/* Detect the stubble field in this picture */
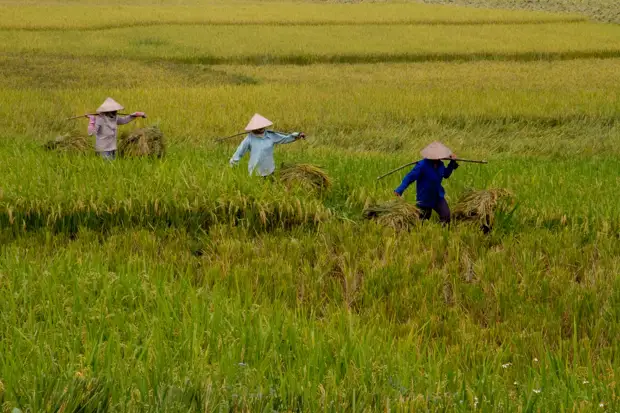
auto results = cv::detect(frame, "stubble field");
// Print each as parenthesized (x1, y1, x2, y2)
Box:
(0, 0, 619, 411)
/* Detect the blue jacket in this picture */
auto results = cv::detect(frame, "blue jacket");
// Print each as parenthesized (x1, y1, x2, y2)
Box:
(394, 159, 458, 208)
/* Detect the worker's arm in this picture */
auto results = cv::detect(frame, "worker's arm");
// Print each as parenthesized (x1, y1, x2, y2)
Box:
(270, 131, 305, 145)
(229, 136, 251, 166)
(117, 112, 146, 125)
(394, 162, 423, 196)
(443, 159, 459, 179)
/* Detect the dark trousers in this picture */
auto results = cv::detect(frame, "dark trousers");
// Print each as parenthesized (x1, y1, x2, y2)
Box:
(419, 198, 451, 225)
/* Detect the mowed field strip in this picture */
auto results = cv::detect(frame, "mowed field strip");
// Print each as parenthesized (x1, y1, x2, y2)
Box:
(0, 2, 585, 30)
(0, 0, 619, 411)
(2, 22, 620, 64)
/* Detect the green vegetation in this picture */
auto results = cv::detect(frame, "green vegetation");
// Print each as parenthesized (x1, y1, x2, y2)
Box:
(0, 1, 584, 30)
(0, 1, 619, 411)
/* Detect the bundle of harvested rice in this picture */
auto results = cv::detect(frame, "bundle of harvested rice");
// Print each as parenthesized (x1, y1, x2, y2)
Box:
(279, 163, 332, 194)
(118, 126, 165, 158)
(43, 132, 90, 154)
(362, 198, 420, 230)
(453, 188, 514, 231)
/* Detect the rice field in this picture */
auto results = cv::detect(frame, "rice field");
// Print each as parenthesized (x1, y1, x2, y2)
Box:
(0, 0, 619, 412)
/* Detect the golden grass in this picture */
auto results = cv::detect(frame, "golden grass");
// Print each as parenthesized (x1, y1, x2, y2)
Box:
(453, 188, 515, 229)
(362, 198, 421, 230)
(279, 163, 332, 195)
(118, 126, 165, 158)
(43, 132, 90, 154)
(0, 2, 583, 30)
(1, 23, 619, 63)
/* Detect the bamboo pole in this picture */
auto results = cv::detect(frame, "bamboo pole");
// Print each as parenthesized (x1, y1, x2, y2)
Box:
(377, 158, 487, 180)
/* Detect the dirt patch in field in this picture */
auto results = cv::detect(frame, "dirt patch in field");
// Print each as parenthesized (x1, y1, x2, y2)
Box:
(416, 0, 619, 24)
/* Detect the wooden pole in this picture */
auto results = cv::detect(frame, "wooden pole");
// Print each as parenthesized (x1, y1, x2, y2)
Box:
(215, 131, 247, 142)
(377, 158, 487, 180)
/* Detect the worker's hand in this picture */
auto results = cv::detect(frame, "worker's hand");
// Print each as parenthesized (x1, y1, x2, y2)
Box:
(297, 132, 306, 140)
(394, 191, 401, 197)
(87, 115, 96, 136)
(132, 112, 147, 118)
(449, 153, 457, 160)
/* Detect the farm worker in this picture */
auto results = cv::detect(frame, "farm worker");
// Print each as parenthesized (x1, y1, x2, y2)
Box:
(394, 141, 459, 224)
(229, 113, 305, 177)
(87, 97, 146, 160)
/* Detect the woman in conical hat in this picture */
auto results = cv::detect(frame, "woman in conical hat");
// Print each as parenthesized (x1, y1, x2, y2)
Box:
(229, 114, 305, 177)
(86, 97, 146, 160)
(394, 141, 459, 225)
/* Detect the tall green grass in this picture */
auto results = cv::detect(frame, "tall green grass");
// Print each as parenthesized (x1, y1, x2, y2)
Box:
(1, 222, 619, 411)
(0, 1, 619, 411)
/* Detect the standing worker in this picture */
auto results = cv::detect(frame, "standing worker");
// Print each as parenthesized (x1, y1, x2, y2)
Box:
(229, 114, 305, 177)
(394, 142, 459, 225)
(87, 97, 146, 160)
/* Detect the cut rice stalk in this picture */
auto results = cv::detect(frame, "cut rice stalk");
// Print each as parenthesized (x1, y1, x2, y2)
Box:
(44, 132, 90, 154)
(279, 163, 332, 195)
(118, 126, 165, 158)
(362, 198, 420, 231)
(453, 188, 514, 231)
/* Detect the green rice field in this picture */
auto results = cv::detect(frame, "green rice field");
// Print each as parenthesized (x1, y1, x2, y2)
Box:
(0, 0, 619, 411)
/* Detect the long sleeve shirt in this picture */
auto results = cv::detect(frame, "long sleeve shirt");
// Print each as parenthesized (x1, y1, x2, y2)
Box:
(93, 114, 136, 152)
(229, 130, 300, 176)
(394, 159, 458, 208)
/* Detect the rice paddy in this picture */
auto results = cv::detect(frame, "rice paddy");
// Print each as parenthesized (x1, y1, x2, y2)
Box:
(1, 0, 619, 411)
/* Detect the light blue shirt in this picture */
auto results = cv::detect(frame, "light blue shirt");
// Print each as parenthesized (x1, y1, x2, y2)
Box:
(229, 130, 299, 176)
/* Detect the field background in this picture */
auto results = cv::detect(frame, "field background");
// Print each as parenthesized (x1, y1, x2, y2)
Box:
(0, 0, 619, 411)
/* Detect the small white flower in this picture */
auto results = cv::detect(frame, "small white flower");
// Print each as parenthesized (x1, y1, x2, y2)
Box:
(502, 363, 512, 369)
(513, 381, 518, 386)
(599, 402, 604, 408)
(583, 380, 590, 384)
(533, 389, 541, 394)
(533, 358, 539, 362)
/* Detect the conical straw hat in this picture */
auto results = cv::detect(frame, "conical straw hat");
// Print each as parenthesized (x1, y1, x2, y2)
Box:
(245, 113, 273, 132)
(420, 141, 453, 160)
(96, 97, 124, 114)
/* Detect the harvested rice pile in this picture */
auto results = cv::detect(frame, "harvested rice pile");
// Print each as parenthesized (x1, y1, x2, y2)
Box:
(43, 132, 90, 154)
(279, 163, 332, 194)
(363, 198, 420, 230)
(118, 126, 165, 158)
(453, 188, 514, 231)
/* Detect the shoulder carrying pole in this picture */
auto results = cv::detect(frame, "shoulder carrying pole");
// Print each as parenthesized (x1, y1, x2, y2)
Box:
(452, 158, 488, 164)
(215, 130, 279, 142)
(66, 112, 128, 121)
(377, 158, 487, 180)
(215, 131, 247, 142)
(376, 161, 419, 181)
